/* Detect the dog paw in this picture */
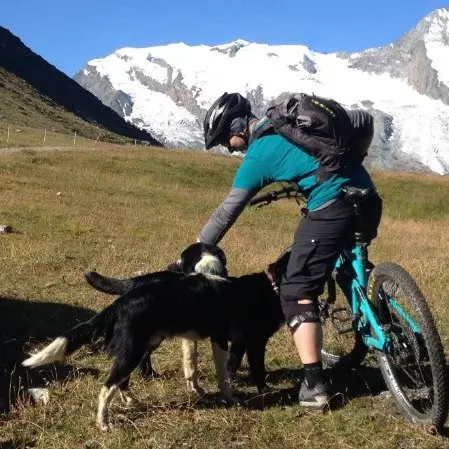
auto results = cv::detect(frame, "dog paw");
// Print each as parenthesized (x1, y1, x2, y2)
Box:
(220, 392, 239, 405)
(98, 421, 113, 432)
(186, 380, 207, 397)
(258, 385, 274, 394)
(192, 386, 207, 397)
(119, 393, 135, 407)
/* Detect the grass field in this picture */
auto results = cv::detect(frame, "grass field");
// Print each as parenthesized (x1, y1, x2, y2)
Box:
(1, 144, 449, 448)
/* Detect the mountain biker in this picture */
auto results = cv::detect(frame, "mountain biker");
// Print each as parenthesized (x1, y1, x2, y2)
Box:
(198, 92, 382, 408)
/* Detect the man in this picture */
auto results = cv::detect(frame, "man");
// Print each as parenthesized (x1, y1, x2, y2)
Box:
(198, 92, 382, 408)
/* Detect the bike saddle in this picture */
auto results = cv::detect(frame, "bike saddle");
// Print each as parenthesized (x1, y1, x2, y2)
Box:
(343, 186, 371, 204)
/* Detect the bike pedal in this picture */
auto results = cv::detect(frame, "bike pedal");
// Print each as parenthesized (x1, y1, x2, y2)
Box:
(330, 307, 357, 334)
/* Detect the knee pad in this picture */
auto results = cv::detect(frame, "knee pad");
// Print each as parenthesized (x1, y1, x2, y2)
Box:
(283, 301, 320, 334)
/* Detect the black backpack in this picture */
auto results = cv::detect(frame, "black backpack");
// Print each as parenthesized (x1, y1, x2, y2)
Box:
(251, 93, 364, 173)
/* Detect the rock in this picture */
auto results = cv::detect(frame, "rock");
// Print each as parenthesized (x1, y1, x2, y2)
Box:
(0, 224, 12, 234)
(24, 388, 50, 405)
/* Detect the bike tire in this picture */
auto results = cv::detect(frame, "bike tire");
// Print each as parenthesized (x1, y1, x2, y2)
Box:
(320, 277, 368, 369)
(368, 262, 448, 431)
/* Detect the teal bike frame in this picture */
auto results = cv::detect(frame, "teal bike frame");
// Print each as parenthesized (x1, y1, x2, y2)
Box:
(334, 226, 421, 354)
(249, 183, 422, 356)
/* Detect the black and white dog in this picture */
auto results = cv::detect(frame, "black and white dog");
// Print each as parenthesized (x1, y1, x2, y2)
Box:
(22, 242, 231, 430)
(23, 245, 290, 430)
(84, 243, 229, 388)
(86, 248, 291, 394)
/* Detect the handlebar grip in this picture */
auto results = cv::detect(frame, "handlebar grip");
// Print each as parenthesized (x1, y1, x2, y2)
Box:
(249, 194, 272, 206)
(249, 186, 298, 207)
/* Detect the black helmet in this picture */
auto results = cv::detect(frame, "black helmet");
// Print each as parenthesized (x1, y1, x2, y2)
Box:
(347, 109, 374, 157)
(204, 92, 251, 149)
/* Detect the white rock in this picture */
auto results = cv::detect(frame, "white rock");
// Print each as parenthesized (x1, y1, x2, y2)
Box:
(0, 225, 12, 234)
(24, 388, 50, 405)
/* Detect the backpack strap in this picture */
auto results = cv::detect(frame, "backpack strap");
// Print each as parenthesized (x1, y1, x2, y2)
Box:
(248, 117, 276, 146)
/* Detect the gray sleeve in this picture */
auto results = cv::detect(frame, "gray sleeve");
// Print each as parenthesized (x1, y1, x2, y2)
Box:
(198, 187, 255, 245)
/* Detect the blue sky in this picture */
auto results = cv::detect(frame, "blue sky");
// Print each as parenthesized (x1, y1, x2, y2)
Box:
(1, 1, 447, 76)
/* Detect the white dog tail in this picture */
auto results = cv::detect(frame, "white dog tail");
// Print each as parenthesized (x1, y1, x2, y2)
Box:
(22, 336, 68, 367)
(22, 304, 115, 368)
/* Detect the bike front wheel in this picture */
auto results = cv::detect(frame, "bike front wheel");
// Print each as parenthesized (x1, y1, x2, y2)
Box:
(369, 262, 448, 431)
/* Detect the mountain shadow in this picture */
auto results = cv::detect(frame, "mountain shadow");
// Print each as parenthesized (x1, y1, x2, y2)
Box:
(0, 26, 161, 146)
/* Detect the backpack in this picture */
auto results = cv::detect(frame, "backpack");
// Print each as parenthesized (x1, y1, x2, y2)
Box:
(251, 93, 364, 173)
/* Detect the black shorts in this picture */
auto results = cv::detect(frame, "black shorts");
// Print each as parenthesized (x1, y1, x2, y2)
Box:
(279, 194, 382, 319)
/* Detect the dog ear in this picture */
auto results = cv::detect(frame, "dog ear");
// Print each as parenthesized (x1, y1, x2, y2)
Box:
(178, 243, 200, 274)
(166, 260, 181, 272)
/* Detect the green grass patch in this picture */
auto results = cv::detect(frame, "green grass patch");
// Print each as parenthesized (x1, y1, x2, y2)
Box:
(1, 146, 449, 448)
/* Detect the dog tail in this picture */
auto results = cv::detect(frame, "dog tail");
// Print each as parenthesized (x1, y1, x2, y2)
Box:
(22, 305, 116, 368)
(85, 270, 183, 296)
(85, 271, 133, 295)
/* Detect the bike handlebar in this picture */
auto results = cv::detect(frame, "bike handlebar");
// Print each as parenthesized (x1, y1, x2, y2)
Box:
(249, 184, 302, 208)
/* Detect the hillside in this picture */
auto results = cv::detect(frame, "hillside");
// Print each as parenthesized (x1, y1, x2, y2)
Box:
(0, 27, 161, 146)
(0, 68, 134, 144)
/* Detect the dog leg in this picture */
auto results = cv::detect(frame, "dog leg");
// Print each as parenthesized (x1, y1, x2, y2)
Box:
(227, 339, 247, 381)
(139, 335, 164, 378)
(99, 341, 147, 430)
(118, 377, 136, 407)
(182, 338, 205, 396)
(211, 339, 233, 402)
(246, 340, 270, 393)
(97, 385, 118, 431)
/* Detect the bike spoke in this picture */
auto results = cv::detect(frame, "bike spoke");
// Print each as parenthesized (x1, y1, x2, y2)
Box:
(370, 263, 448, 429)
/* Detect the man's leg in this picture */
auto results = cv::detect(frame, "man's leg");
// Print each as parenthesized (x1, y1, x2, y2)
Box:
(284, 298, 328, 407)
(292, 312, 322, 363)
(280, 199, 355, 407)
(291, 301, 329, 407)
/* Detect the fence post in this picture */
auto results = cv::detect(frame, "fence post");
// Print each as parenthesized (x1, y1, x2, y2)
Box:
(73, 131, 77, 146)
(43, 129, 47, 144)
(7, 125, 10, 144)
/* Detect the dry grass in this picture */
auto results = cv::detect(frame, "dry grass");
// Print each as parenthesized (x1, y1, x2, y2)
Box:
(1, 146, 449, 448)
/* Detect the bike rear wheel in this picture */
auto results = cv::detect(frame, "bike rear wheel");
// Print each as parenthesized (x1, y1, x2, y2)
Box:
(320, 277, 368, 369)
(369, 262, 448, 431)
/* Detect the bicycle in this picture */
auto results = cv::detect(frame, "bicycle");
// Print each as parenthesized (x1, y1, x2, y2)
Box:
(249, 183, 449, 431)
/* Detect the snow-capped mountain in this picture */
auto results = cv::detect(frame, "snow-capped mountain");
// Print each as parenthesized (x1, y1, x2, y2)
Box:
(74, 8, 449, 174)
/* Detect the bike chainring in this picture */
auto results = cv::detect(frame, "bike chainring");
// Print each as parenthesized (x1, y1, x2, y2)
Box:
(329, 305, 355, 334)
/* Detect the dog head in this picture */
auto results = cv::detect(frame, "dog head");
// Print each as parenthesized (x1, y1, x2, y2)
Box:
(267, 246, 291, 289)
(169, 242, 228, 277)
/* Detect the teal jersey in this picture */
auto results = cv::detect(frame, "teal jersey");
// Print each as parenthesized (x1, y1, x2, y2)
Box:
(232, 133, 374, 211)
